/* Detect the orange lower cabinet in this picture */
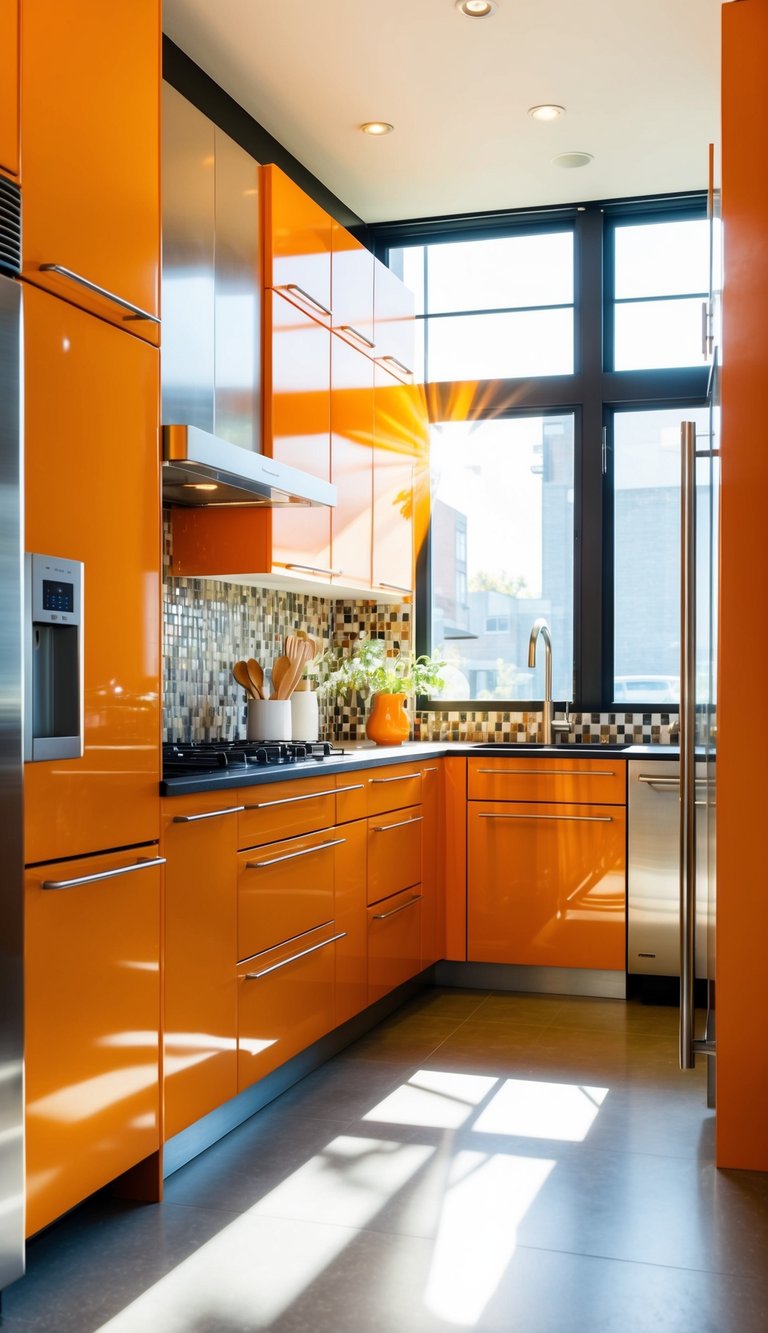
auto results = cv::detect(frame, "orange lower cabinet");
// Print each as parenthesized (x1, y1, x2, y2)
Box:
(365, 764, 422, 816)
(420, 763, 444, 967)
(238, 776, 336, 847)
(334, 819, 368, 1025)
(162, 799, 239, 1141)
(237, 925, 338, 1092)
(237, 827, 340, 960)
(335, 774, 368, 824)
(367, 888, 422, 1004)
(367, 805, 422, 906)
(467, 802, 626, 971)
(25, 852, 162, 1237)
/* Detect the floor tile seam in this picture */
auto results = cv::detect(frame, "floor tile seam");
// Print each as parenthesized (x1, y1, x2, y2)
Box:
(244, 1202, 432, 1244)
(511, 1238, 768, 1284)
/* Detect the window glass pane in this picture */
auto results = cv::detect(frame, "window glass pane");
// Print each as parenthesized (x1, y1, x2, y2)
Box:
(614, 298, 705, 371)
(431, 415, 574, 701)
(427, 308, 573, 382)
(426, 232, 573, 313)
(615, 220, 708, 299)
(389, 245, 426, 315)
(613, 406, 709, 704)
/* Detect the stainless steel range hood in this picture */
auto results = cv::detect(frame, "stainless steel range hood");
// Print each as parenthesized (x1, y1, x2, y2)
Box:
(163, 425, 336, 508)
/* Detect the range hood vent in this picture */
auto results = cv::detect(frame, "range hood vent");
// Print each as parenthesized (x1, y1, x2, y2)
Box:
(162, 426, 336, 508)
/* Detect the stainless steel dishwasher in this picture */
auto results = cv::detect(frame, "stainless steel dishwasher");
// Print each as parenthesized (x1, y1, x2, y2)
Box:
(628, 760, 708, 977)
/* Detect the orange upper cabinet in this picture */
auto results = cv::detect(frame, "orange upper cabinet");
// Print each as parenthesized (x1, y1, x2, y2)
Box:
(331, 221, 375, 353)
(23, 284, 160, 865)
(372, 364, 418, 597)
(21, 0, 160, 343)
(0, 0, 19, 180)
(263, 163, 332, 325)
(331, 331, 374, 590)
(373, 255, 415, 382)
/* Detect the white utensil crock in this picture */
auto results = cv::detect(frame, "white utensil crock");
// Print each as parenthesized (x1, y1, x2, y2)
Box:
(290, 690, 319, 742)
(247, 698, 291, 742)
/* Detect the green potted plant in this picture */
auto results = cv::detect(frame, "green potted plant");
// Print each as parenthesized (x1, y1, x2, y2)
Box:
(317, 635, 445, 745)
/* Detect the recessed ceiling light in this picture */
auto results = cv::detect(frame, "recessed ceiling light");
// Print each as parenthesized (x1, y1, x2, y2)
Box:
(360, 121, 394, 136)
(456, 0, 497, 16)
(528, 104, 565, 122)
(552, 152, 594, 169)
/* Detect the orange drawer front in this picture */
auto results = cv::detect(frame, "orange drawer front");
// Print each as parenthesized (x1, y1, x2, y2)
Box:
(367, 805, 422, 906)
(238, 776, 336, 849)
(468, 756, 626, 806)
(237, 827, 340, 960)
(237, 924, 339, 1091)
(335, 774, 368, 824)
(365, 764, 423, 816)
(367, 887, 422, 1004)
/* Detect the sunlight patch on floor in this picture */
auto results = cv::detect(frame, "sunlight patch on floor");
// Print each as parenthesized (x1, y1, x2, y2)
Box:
(472, 1078, 609, 1141)
(363, 1070, 499, 1129)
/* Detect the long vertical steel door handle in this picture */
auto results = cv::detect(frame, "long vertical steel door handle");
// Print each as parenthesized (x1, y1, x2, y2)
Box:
(679, 421, 697, 1070)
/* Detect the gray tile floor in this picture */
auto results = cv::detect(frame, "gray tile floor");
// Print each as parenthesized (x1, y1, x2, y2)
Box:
(4, 989, 768, 1332)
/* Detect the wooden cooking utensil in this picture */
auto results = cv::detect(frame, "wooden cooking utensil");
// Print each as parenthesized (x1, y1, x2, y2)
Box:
(271, 655, 291, 698)
(246, 659, 264, 699)
(279, 634, 309, 699)
(233, 661, 256, 698)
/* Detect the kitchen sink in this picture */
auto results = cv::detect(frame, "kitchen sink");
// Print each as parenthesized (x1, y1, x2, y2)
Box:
(472, 741, 633, 753)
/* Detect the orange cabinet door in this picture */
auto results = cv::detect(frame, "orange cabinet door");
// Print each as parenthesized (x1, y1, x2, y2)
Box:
(373, 255, 415, 381)
(372, 364, 417, 597)
(420, 762, 445, 967)
(237, 924, 338, 1091)
(23, 284, 160, 865)
(467, 802, 626, 971)
(331, 221, 374, 353)
(263, 163, 332, 324)
(366, 763, 422, 816)
(162, 799, 239, 1141)
(367, 888, 422, 1004)
(238, 775, 337, 848)
(367, 806, 422, 906)
(237, 827, 340, 961)
(21, 0, 160, 342)
(25, 851, 162, 1237)
(331, 331, 374, 589)
(334, 818, 368, 1025)
(335, 774, 368, 825)
(0, 0, 19, 179)
(468, 756, 627, 806)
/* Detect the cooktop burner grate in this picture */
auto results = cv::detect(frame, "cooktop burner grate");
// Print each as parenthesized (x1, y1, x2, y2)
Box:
(163, 740, 345, 777)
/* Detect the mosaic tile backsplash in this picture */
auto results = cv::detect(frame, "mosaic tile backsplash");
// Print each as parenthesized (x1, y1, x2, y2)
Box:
(163, 514, 678, 745)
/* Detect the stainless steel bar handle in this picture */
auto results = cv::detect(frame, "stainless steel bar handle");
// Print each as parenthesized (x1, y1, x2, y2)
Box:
(334, 783, 364, 795)
(422, 766, 439, 773)
(369, 773, 421, 784)
(246, 837, 346, 869)
(173, 806, 245, 823)
(340, 324, 375, 349)
(279, 284, 332, 318)
(244, 931, 346, 980)
(679, 420, 697, 1071)
(39, 264, 160, 323)
(284, 563, 344, 577)
(637, 775, 708, 788)
(478, 813, 613, 824)
(245, 788, 334, 809)
(376, 582, 413, 594)
(42, 856, 166, 890)
(477, 768, 615, 778)
(372, 816, 423, 833)
(372, 894, 422, 921)
(378, 354, 413, 377)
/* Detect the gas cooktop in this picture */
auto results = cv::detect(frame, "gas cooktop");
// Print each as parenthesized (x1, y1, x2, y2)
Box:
(162, 740, 346, 778)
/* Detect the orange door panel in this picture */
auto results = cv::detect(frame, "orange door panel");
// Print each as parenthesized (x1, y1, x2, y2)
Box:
(331, 222, 374, 352)
(21, 0, 160, 342)
(468, 756, 627, 806)
(25, 851, 161, 1237)
(238, 776, 336, 848)
(468, 802, 626, 971)
(237, 924, 337, 1091)
(23, 285, 160, 864)
(334, 818, 368, 1025)
(331, 332, 374, 588)
(366, 764, 422, 816)
(162, 799, 239, 1141)
(335, 774, 368, 825)
(372, 365, 416, 596)
(367, 888, 422, 1004)
(237, 827, 339, 960)
(263, 164, 332, 323)
(0, 0, 19, 179)
(420, 763, 444, 967)
(373, 255, 415, 381)
(367, 806, 422, 906)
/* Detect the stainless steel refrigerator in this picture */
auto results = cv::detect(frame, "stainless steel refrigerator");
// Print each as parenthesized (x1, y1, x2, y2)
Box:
(0, 271, 25, 1286)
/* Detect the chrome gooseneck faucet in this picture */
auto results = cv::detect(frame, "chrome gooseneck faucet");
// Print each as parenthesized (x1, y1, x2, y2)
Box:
(528, 617, 553, 744)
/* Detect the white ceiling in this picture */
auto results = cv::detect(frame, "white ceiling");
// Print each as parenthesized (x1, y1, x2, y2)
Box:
(163, 0, 722, 224)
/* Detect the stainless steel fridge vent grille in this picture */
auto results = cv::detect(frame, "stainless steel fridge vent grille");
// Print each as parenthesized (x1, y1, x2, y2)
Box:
(0, 177, 21, 275)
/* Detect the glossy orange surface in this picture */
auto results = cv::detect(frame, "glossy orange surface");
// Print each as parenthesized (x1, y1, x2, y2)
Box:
(25, 851, 161, 1237)
(468, 755, 627, 806)
(373, 254, 415, 380)
(23, 285, 160, 864)
(162, 797, 238, 1141)
(335, 773, 368, 824)
(237, 924, 336, 1092)
(263, 163, 332, 322)
(443, 757, 468, 961)
(21, 0, 160, 342)
(367, 887, 422, 1004)
(238, 775, 336, 848)
(420, 763, 444, 968)
(334, 818, 368, 1026)
(0, 0, 19, 178)
(468, 802, 626, 971)
(372, 365, 418, 595)
(367, 805, 422, 906)
(331, 221, 374, 352)
(238, 827, 338, 961)
(330, 332, 374, 588)
(717, 0, 768, 1170)
(365, 763, 422, 816)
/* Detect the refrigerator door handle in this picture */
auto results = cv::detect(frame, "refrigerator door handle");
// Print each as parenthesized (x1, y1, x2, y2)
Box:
(679, 421, 697, 1070)
(41, 856, 166, 891)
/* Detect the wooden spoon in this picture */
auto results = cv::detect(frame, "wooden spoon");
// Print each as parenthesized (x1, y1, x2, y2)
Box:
(233, 661, 256, 698)
(271, 655, 291, 698)
(246, 659, 264, 699)
(280, 634, 308, 699)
